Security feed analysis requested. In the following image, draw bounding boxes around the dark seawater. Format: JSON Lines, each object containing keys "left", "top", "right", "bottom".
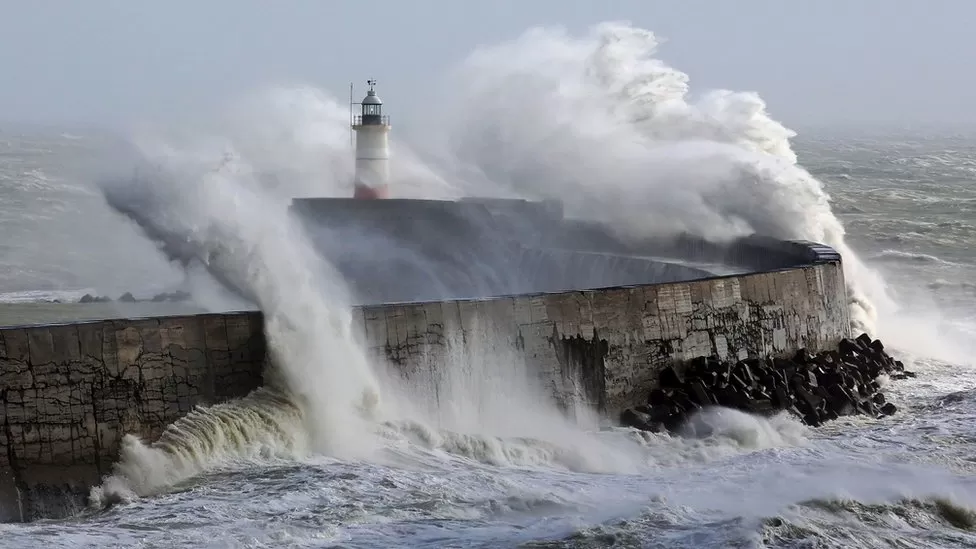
{"left": 0, "top": 127, "right": 974, "bottom": 549}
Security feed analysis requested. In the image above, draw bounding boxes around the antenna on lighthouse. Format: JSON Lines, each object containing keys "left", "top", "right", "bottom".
{"left": 350, "top": 78, "right": 392, "bottom": 199}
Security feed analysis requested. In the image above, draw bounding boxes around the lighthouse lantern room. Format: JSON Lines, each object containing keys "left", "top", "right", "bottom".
{"left": 351, "top": 79, "right": 391, "bottom": 199}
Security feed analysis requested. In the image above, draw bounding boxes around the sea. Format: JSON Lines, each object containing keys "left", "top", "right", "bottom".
{"left": 1, "top": 22, "right": 975, "bottom": 549}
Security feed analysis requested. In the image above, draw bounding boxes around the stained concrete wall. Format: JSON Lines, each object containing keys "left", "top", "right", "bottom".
{"left": 0, "top": 313, "right": 266, "bottom": 521}
{"left": 0, "top": 251, "right": 849, "bottom": 521}
{"left": 358, "top": 260, "right": 851, "bottom": 418}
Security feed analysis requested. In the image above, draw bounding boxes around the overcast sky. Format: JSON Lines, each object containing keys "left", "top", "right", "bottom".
{"left": 0, "top": 0, "right": 971, "bottom": 130}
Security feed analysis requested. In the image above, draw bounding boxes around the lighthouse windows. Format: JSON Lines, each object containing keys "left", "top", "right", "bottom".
{"left": 357, "top": 83, "right": 386, "bottom": 125}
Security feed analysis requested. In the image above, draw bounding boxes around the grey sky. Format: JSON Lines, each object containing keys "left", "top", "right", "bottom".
{"left": 0, "top": 0, "right": 971, "bottom": 130}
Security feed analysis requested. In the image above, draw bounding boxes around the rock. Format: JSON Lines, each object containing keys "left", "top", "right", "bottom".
{"left": 635, "top": 404, "right": 672, "bottom": 423}
{"left": 825, "top": 385, "right": 858, "bottom": 416}
{"left": 627, "top": 335, "right": 910, "bottom": 434}
{"left": 647, "top": 388, "right": 670, "bottom": 406}
{"left": 793, "top": 349, "right": 814, "bottom": 364}
{"left": 686, "top": 356, "right": 710, "bottom": 377}
{"left": 659, "top": 366, "right": 684, "bottom": 389}
{"left": 688, "top": 380, "right": 716, "bottom": 407}
{"left": 620, "top": 408, "right": 663, "bottom": 432}
{"left": 119, "top": 292, "right": 137, "bottom": 303}
{"left": 733, "top": 361, "right": 756, "bottom": 386}
{"left": 671, "top": 390, "right": 698, "bottom": 413}
{"left": 79, "top": 294, "right": 111, "bottom": 303}
{"left": 772, "top": 386, "right": 791, "bottom": 408}
{"left": 804, "top": 370, "right": 819, "bottom": 388}
{"left": 662, "top": 414, "right": 686, "bottom": 433}
{"left": 151, "top": 291, "right": 191, "bottom": 303}
{"left": 830, "top": 396, "right": 857, "bottom": 417}
{"left": 795, "top": 386, "right": 822, "bottom": 414}
{"left": 803, "top": 411, "right": 822, "bottom": 427}
{"left": 838, "top": 338, "right": 858, "bottom": 356}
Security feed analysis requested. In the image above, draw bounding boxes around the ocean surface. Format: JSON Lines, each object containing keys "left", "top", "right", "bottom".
{"left": 2, "top": 25, "right": 976, "bottom": 548}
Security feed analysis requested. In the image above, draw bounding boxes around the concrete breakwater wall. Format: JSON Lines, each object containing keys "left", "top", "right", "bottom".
{"left": 0, "top": 251, "right": 849, "bottom": 521}
{"left": 360, "top": 260, "right": 850, "bottom": 418}
{"left": 0, "top": 313, "right": 267, "bottom": 521}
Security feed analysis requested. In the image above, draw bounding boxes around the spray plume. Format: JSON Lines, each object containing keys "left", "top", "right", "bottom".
{"left": 419, "top": 22, "right": 891, "bottom": 333}
{"left": 90, "top": 103, "right": 386, "bottom": 503}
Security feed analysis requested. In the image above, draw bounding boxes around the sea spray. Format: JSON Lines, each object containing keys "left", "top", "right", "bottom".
{"left": 89, "top": 387, "right": 306, "bottom": 505}
{"left": 419, "top": 21, "right": 892, "bottom": 334}
{"left": 369, "top": 310, "right": 812, "bottom": 474}
{"left": 369, "top": 313, "right": 643, "bottom": 474}
{"left": 92, "top": 127, "right": 385, "bottom": 502}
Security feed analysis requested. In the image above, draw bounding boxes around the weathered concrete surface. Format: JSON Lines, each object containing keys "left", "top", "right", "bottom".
{"left": 360, "top": 261, "right": 851, "bottom": 419}
{"left": 0, "top": 312, "right": 266, "bottom": 521}
{"left": 0, "top": 252, "right": 849, "bottom": 521}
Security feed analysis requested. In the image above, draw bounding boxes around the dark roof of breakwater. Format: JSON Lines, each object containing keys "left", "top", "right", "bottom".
{"left": 0, "top": 238, "right": 841, "bottom": 330}
{"left": 0, "top": 199, "right": 843, "bottom": 329}
{"left": 288, "top": 197, "right": 841, "bottom": 270}
{"left": 349, "top": 239, "right": 842, "bottom": 309}
{"left": 290, "top": 197, "right": 842, "bottom": 303}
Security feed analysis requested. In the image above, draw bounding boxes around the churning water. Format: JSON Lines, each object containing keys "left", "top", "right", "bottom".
{"left": 1, "top": 22, "right": 975, "bottom": 548}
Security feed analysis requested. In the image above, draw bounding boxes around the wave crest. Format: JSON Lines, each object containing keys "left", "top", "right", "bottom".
{"left": 423, "top": 21, "right": 887, "bottom": 333}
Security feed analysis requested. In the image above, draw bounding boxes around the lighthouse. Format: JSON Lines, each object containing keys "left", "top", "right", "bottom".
{"left": 351, "top": 79, "right": 391, "bottom": 199}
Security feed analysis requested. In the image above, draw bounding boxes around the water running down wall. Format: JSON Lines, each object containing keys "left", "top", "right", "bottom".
{"left": 0, "top": 248, "right": 849, "bottom": 521}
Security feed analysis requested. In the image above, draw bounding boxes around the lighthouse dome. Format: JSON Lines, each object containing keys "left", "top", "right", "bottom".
{"left": 362, "top": 90, "right": 383, "bottom": 105}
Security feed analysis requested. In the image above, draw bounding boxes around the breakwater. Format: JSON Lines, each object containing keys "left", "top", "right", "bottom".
{"left": 0, "top": 243, "right": 849, "bottom": 521}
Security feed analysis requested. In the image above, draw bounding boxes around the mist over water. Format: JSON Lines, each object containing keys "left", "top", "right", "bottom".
{"left": 2, "top": 19, "right": 972, "bottom": 549}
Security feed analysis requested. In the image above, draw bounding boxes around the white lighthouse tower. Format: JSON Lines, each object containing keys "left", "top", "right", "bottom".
{"left": 351, "top": 79, "right": 391, "bottom": 199}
